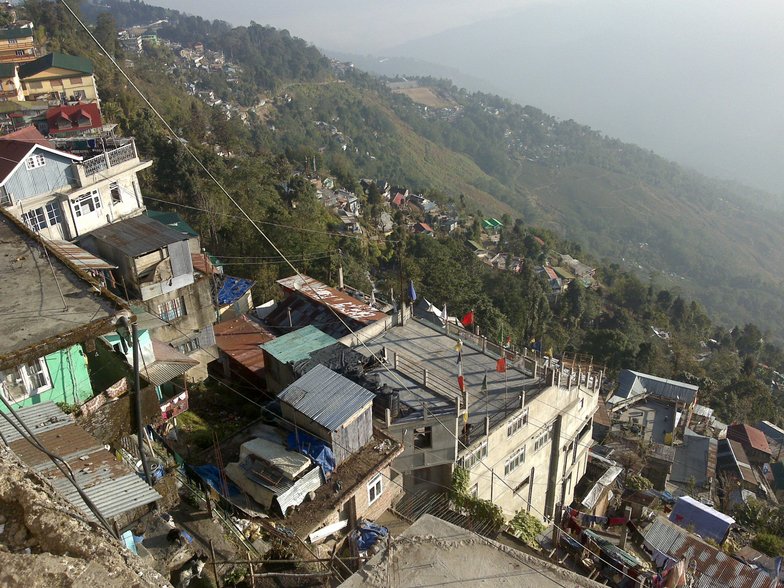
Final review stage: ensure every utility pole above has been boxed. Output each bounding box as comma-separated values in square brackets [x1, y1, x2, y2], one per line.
[398, 235, 405, 326]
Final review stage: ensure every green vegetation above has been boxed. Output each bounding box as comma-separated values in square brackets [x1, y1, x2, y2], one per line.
[23, 0, 784, 427]
[752, 533, 784, 557]
[450, 467, 505, 531]
[509, 509, 545, 548]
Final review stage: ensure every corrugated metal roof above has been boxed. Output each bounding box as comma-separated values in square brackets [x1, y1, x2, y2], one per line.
[671, 430, 717, 485]
[261, 325, 337, 364]
[728, 424, 772, 455]
[643, 517, 776, 588]
[669, 495, 734, 543]
[82, 215, 187, 257]
[693, 404, 714, 418]
[613, 369, 698, 404]
[2, 403, 160, 521]
[48, 240, 117, 270]
[277, 364, 374, 431]
[277, 275, 387, 325]
[0, 402, 71, 443]
[214, 315, 274, 375]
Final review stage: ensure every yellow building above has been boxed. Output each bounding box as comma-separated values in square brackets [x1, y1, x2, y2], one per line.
[0, 25, 37, 63]
[19, 53, 98, 103]
[0, 63, 23, 101]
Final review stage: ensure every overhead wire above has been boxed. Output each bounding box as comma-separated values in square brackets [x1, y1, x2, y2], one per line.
[56, 6, 694, 586]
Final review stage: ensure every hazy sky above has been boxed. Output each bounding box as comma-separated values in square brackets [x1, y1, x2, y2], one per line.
[151, 0, 784, 193]
[146, 0, 544, 51]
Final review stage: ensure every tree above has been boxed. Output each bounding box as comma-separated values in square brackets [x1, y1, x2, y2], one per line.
[93, 12, 118, 57]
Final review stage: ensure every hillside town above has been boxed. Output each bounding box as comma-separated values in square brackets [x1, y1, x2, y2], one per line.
[1, 8, 784, 588]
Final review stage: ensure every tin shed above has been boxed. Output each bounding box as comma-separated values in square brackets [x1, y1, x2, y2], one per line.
[278, 364, 374, 465]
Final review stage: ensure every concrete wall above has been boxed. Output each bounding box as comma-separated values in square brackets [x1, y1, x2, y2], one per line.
[22, 73, 99, 102]
[381, 411, 459, 491]
[462, 381, 598, 520]
[142, 276, 217, 383]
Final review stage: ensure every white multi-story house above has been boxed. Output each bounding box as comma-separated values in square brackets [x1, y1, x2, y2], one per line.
[0, 129, 150, 240]
[359, 314, 602, 520]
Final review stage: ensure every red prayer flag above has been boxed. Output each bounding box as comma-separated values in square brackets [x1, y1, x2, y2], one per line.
[457, 375, 465, 392]
[460, 310, 474, 327]
[496, 357, 507, 373]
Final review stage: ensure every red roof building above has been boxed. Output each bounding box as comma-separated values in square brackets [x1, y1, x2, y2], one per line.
[214, 315, 275, 386]
[727, 423, 772, 465]
[45, 103, 102, 136]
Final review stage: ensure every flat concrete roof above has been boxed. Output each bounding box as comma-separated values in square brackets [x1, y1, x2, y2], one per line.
[0, 213, 124, 367]
[340, 514, 604, 588]
[361, 318, 537, 432]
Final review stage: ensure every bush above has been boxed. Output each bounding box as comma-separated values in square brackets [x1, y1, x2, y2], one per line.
[510, 509, 545, 548]
[625, 473, 653, 491]
[752, 533, 784, 557]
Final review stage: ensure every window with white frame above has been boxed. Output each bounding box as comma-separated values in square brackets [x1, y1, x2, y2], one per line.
[533, 426, 552, 452]
[507, 408, 529, 437]
[158, 296, 186, 322]
[21, 206, 47, 231]
[109, 181, 121, 203]
[72, 189, 101, 217]
[458, 440, 488, 470]
[176, 337, 201, 354]
[24, 153, 45, 170]
[504, 445, 526, 476]
[0, 359, 52, 403]
[7, 39, 17, 45]
[45, 201, 63, 226]
[367, 473, 383, 505]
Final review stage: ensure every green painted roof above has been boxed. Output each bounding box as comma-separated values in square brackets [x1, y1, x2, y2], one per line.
[260, 325, 337, 364]
[145, 209, 199, 238]
[482, 217, 503, 229]
[553, 266, 575, 280]
[0, 62, 15, 77]
[19, 52, 93, 79]
[0, 27, 33, 41]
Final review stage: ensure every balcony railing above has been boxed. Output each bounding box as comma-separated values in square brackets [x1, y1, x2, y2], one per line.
[80, 141, 138, 177]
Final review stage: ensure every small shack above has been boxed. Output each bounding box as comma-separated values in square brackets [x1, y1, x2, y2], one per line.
[277, 364, 374, 466]
[668, 495, 734, 544]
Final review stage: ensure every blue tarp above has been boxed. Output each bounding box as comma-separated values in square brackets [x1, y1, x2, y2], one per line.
[218, 276, 255, 305]
[287, 431, 335, 475]
[192, 464, 242, 497]
[356, 521, 388, 552]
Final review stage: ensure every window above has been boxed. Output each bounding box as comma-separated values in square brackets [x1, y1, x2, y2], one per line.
[24, 153, 45, 170]
[470, 484, 479, 498]
[177, 337, 201, 354]
[158, 297, 186, 322]
[458, 441, 488, 470]
[15, 49, 24, 57]
[46, 202, 63, 226]
[504, 445, 526, 476]
[507, 408, 529, 437]
[109, 181, 121, 203]
[0, 359, 52, 403]
[413, 426, 432, 449]
[69, 77, 83, 85]
[7, 39, 17, 45]
[534, 426, 552, 452]
[367, 473, 383, 505]
[27, 80, 43, 90]
[50, 79, 63, 88]
[72, 190, 101, 217]
[21, 206, 46, 231]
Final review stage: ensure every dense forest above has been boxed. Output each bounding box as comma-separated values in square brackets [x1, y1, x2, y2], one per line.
[23, 0, 784, 427]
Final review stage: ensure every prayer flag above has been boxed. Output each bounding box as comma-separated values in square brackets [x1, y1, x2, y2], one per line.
[457, 374, 465, 392]
[460, 310, 474, 327]
[454, 339, 463, 353]
[496, 357, 507, 373]
[408, 279, 417, 302]
[481, 372, 488, 393]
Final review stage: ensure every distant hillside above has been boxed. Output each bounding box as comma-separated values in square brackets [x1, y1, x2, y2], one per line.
[75, 1, 784, 338]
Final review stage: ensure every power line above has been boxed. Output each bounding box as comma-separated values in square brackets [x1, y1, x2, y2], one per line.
[144, 196, 386, 243]
[59, 7, 655, 586]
